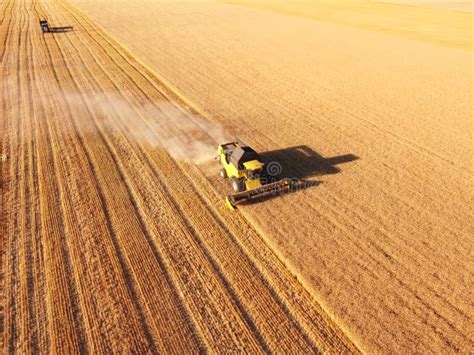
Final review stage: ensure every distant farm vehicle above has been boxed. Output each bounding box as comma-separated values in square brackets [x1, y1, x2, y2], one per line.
[217, 142, 293, 209]
[39, 20, 73, 33]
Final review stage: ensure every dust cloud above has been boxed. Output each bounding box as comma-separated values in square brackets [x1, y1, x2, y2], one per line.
[64, 91, 232, 164]
[3, 70, 231, 164]
[129, 100, 231, 164]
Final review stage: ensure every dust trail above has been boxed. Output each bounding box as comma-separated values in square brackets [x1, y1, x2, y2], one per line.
[90, 95, 232, 163]
[55, 87, 232, 163]
[130, 100, 231, 164]
[3, 70, 232, 163]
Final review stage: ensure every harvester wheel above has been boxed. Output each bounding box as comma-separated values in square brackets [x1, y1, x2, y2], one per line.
[220, 169, 227, 178]
[231, 178, 245, 192]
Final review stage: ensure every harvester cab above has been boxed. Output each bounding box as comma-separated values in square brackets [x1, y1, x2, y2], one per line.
[217, 143, 264, 192]
[217, 142, 292, 209]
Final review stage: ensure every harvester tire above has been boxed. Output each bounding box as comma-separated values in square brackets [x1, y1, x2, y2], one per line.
[231, 178, 245, 192]
[220, 169, 227, 178]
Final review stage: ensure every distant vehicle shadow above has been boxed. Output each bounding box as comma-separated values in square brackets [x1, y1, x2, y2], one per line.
[260, 145, 359, 180]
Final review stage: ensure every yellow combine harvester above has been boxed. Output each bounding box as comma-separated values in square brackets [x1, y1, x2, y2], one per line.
[217, 142, 292, 209]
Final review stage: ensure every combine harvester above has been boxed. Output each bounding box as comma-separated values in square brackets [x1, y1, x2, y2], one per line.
[39, 20, 73, 33]
[217, 142, 293, 209]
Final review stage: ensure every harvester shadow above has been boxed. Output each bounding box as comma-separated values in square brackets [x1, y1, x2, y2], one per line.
[241, 145, 358, 206]
[260, 145, 359, 180]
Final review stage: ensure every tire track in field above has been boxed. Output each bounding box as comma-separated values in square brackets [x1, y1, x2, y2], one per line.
[25, 15, 49, 344]
[0, 0, 12, 26]
[32, 0, 172, 350]
[4, 1, 86, 352]
[1, 4, 35, 349]
[22, 3, 52, 351]
[18, 3, 40, 351]
[4, 1, 31, 351]
[35, 1, 212, 351]
[32, 0, 156, 352]
[0, 0, 15, 61]
[28, 6, 91, 354]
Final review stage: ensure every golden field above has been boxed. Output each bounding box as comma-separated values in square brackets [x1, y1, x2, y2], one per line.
[2, 0, 473, 353]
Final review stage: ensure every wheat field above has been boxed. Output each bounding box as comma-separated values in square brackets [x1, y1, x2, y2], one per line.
[2, 0, 473, 353]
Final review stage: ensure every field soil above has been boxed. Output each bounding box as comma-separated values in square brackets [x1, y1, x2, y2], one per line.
[2, 0, 473, 353]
